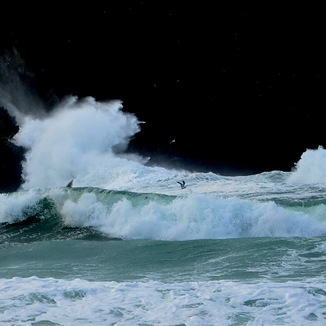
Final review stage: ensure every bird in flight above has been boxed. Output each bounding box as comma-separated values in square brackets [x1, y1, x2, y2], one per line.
[177, 180, 186, 189]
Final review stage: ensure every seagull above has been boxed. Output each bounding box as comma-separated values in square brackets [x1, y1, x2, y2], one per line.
[170, 138, 176, 144]
[177, 180, 186, 189]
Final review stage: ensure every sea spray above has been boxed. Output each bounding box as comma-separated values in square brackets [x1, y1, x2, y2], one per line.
[288, 146, 326, 184]
[0, 49, 45, 122]
[14, 97, 142, 189]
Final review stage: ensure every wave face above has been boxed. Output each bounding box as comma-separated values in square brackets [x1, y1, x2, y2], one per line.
[1, 186, 326, 242]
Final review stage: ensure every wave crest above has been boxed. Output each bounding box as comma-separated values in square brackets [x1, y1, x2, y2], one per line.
[2, 188, 326, 241]
[288, 146, 326, 184]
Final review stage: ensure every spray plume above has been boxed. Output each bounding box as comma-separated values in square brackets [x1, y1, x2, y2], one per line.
[1, 50, 144, 189]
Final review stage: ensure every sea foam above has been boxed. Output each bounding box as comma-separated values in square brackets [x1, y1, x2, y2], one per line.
[1, 277, 326, 325]
[288, 146, 326, 184]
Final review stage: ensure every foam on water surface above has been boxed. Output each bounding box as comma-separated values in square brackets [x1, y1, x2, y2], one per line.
[1, 277, 326, 325]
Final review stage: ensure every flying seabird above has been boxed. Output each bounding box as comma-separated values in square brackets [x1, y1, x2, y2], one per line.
[177, 180, 186, 189]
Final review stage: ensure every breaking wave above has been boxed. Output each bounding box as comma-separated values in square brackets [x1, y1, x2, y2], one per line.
[13, 96, 149, 189]
[288, 146, 326, 184]
[1, 187, 326, 241]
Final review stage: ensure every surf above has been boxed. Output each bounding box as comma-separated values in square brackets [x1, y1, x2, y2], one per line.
[1, 186, 326, 242]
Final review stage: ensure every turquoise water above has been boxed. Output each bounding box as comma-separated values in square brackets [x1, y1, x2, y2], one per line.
[1, 170, 326, 324]
[1, 237, 326, 283]
[2, 144, 326, 324]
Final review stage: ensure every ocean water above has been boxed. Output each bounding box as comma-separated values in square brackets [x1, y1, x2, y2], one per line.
[1, 97, 326, 325]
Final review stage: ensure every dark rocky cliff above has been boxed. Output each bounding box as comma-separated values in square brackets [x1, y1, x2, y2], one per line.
[0, 107, 24, 192]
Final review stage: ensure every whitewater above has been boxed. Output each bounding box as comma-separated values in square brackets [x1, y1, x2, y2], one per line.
[1, 97, 326, 325]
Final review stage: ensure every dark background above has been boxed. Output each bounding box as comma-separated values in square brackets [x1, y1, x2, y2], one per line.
[1, 1, 325, 191]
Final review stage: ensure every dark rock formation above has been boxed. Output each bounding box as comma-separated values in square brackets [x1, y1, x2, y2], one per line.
[0, 107, 24, 192]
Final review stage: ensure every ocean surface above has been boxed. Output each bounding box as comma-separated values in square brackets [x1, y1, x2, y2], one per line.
[1, 98, 326, 325]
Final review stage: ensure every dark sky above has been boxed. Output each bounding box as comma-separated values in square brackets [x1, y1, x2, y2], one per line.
[1, 1, 325, 173]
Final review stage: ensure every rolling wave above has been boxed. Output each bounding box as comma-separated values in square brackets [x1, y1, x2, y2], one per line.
[1, 186, 326, 242]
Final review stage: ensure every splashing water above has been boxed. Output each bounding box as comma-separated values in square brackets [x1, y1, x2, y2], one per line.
[14, 96, 145, 189]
